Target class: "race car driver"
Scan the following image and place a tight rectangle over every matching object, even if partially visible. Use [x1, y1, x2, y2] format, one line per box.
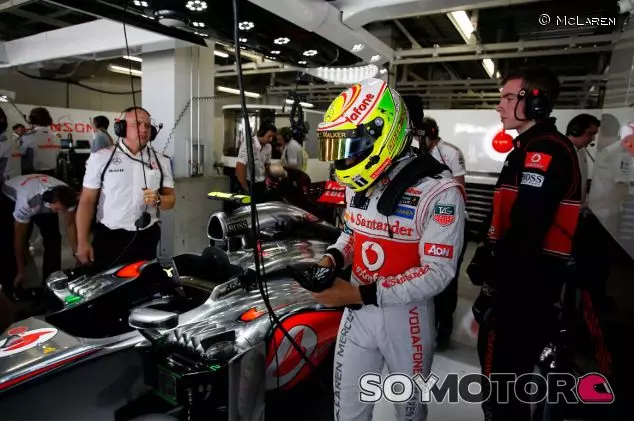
[307, 78, 466, 421]
[470, 66, 582, 421]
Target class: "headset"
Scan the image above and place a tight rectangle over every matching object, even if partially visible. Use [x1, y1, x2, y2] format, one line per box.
[566, 114, 600, 137]
[517, 87, 553, 121]
[113, 106, 160, 141]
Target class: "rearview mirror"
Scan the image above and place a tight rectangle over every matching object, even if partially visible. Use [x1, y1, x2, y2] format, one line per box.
[129, 308, 179, 330]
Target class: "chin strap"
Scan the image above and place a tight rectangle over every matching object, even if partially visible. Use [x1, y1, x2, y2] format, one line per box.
[372, 153, 449, 217]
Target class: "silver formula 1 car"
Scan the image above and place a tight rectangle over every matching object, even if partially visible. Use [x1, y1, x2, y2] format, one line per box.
[0, 201, 344, 421]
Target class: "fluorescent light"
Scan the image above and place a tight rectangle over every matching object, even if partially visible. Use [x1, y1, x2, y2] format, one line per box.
[123, 55, 142, 62]
[192, 21, 205, 28]
[108, 64, 142, 77]
[239, 38, 247, 43]
[270, 50, 280, 55]
[133, 0, 148, 6]
[298, 60, 307, 65]
[370, 55, 381, 62]
[482, 58, 495, 78]
[448, 11, 496, 79]
[352, 44, 364, 52]
[217, 86, 261, 99]
[0, 95, 8, 103]
[306, 64, 379, 84]
[303, 50, 318, 57]
[285, 99, 314, 108]
[214, 50, 229, 58]
[448, 11, 475, 44]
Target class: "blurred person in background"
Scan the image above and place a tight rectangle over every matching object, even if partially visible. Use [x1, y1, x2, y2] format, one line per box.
[91, 115, 114, 152]
[279, 126, 307, 172]
[20, 107, 60, 177]
[0, 108, 21, 182]
[235, 120, 276, 201]
[587, 113, 631, 236]
[12, 124, 26, 141]
[566, 113, 600, 204]
[421, 116, 468, 349]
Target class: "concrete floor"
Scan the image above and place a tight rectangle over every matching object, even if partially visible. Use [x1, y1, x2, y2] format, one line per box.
[23, 226, 485, 421]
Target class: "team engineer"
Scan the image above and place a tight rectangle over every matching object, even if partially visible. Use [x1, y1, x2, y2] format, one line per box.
[19, 107, 60, 176]
[1, 174, 77, 292]
[235, 120, 276, 200]
[75, 107, 175, 272]
[472, 66, 582, 421]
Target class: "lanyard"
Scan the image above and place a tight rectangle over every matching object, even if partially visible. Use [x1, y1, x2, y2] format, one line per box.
[117, 144, 155, 170]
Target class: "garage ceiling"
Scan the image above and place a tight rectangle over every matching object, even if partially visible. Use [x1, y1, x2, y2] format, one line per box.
[0, 0, 630, 109]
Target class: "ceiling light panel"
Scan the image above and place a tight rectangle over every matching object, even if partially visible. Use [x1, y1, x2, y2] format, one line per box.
[239, 21, 254, 30]
[186, 0, 207, 11]
[58, 0, 363, 68]
[274, 37, 290, 45]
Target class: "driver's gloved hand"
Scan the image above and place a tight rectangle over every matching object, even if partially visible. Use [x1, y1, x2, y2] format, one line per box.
[292, 264, 337, 293]
[290, 264, 362, 311]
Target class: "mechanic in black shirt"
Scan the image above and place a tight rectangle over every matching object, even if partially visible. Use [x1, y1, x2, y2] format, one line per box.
[469, 66, 582, 421]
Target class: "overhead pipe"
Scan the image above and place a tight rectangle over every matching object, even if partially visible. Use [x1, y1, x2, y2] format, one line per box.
[394, 33, 623, 58]
[393, 46, 614, 65]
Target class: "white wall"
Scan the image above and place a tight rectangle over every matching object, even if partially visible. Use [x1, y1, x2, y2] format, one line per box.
[0, 70, 141, 112]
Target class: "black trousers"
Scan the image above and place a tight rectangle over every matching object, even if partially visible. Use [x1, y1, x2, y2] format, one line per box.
[0, 195, 61, 295]
[434, 226, 468, 342]
[477, 311, 554, 421]
[91, 222, 161, 274]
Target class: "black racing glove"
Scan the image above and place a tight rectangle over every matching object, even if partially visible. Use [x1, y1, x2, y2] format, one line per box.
[287, 263, 361, 310]
[288, 263, 337, 292]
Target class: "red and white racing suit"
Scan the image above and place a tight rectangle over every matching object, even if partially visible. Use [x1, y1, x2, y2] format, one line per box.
[324, 158, 466, 421]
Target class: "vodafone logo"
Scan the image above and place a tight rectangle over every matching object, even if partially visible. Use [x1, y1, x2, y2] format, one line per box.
[0, 328, 58, 358]
[524, 152, 552, 171]
[361, 241, 385, 271]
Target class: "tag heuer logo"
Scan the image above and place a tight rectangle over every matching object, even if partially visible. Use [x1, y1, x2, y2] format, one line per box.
[433, 204, 456, 226]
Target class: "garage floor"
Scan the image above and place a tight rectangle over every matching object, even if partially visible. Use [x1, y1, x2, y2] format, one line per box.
[19, 224, 485, 421]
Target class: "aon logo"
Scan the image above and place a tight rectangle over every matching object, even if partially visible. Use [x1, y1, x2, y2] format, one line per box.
[424, 243, 454, 258]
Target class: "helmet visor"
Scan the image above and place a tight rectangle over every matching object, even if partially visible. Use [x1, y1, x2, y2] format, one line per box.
[318, 129, 375, 161]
